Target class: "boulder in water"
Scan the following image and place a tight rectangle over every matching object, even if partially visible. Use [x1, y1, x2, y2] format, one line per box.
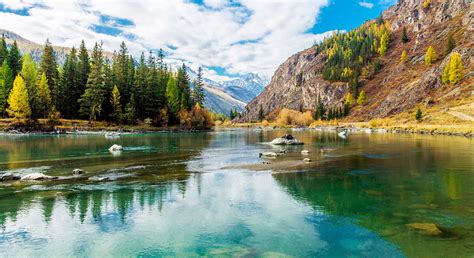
[301, 150, 310, 155]
[0, 173, 21, 181]
[21, 173, 57, 181]
[270, 134, 303, 145]
[303, 158, 312, 163]
[72, 169, 85, 175]
[108, 144, 123, 152]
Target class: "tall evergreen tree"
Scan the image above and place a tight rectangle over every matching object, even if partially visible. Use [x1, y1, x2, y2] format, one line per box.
[7, 40, 22, 76]
[0, 34, 7, 65]
[112, 42, 131, 107]
[0, 60, 13, 117]
[176, 64, 192, 110]
[39, 39, 59, 107]
[192, 67, 205, 106]
[401, 27, 409, 43]
[59, 47, 77, 118]
[133, 52, 148, 119]
[36, 72, 52, 118]
[101, 59, 114, 120]
[19, 53, 38, 116]
[110, 85, 122, 122]
[7, 75, 30, 119]
[79, 42, 105, 122]
[75, 40, 90, 118]
[445, 31, 455, 55]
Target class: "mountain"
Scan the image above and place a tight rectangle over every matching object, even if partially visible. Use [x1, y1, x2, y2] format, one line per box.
[239, 0, 473, 123]
[1, 29, 267, 115]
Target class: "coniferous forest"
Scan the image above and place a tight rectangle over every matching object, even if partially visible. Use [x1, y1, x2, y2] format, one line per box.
[0, 36, 212, 128]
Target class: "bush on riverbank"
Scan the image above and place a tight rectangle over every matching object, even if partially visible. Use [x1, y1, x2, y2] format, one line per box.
[275, 109, 314, 127]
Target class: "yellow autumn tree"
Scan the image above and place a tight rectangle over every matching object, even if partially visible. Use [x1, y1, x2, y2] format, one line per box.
[425, 46, 436, 65]
[357, 90, 368, 105]
[345, 92, 355, 106]
[400, 50, 407, 63]
[442, 52, 464, 85]
[423, 0, 431, 8]
[7, 75, 31, 119]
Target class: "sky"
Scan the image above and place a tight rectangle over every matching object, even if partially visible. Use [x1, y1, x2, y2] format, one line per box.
[0, 0, 395, 81]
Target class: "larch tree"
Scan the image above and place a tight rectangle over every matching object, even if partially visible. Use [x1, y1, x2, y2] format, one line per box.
[0, 60, 13, 117]
[425, 46, 436, 65]
[79, 42, 105, 123]
[192, 67, 205, 106]
[7, 75, 30, 119]
[7, 40, 22, 76]
[110, 85, 122, 122]
[357, 90, 368, 105]
[400, 50, 407, 63]
[345, 92, 355, 106]
[20, 53, 38, 115]
[448, 53, 464, 84]
[39, 40, 59, 107]
[36, 72, 52, 118]
[378, 31, 390, 56]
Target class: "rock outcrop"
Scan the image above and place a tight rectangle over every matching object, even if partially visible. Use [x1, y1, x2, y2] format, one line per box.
[239, 0, 473, 122]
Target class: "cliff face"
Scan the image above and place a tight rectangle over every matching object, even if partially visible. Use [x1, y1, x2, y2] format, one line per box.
[239, 0, 473, 122]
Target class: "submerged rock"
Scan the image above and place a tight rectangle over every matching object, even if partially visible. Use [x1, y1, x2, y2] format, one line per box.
[259, 152, 279, 158]
[0, 173, 21, 181]
[21, 173, 57, 181]
[108, 144, 123, 152]
[303, 158, 311, 163]
[72, 169, 85, 175]
[406, 223, 443, 236]
[90, 176, 110, 182]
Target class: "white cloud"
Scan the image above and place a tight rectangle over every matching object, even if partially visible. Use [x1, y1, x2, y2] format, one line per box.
[0, 0, 330, 80]
[358, 1, 374, 9]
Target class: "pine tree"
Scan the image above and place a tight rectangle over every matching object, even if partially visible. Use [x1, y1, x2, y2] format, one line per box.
[145, 52, 159, 118]
[401, 27, 409, 43]
[192, 67, 205, 106]
[446, 31, 455, 55]
[7, 41, 22, 76]
[39, 39, 59, 107]
[101, 59, 114, 120]
[112, 42, 131, 107]
[166, 74, 180, 122]
[400, 50, 407, 63]
[448, 53, 464, 84]
[36, 72, 52, 118]
[7, 75, 30, 119]
[19, 53, 38, 116]
[0, 34, 7, 65]
[357, 90, 368, 105]
[0, 60, 13, 117]
[110, 85, 122, 122]
[79, 42, 105, 122]
[425, 46, 436, 65]
[59, 47, 77, 118]
[176, 64, 192, 110]
[133, 52, 147, 119]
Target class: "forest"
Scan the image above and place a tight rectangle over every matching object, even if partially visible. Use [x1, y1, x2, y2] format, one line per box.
[0, 36, 213, 128]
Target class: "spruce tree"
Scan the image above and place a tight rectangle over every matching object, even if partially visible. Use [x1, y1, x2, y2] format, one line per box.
[192, 67, 205, 106]
[415, 108, 422, 121]
[101, 59, 114, 120]
[110, 85, 122, 122]
[7, 75, 30, 119]
[7, 41, 22, 76]
[36, 73, 52, 118]
[445, 31, 455, 55]
[133, 52, 147, 119]
[112, 42, 131, 107]
[60, 47, 77, 118]
[75, 40, 90, 118]
[79, 42, 105, 122]
[39, 39, 59, 107]
[176, 64, 192, 110]
[20, 53, 38, 116]
[401, 27, 409, 43]
[145, 52, 159, 118]
[0, 34, 7, 65]
[166, 74, 180, 122]
[0, 60, 13, 117]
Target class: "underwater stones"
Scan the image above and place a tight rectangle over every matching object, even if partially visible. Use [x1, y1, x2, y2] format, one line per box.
[21, 173, 57, 181]
[72, 169, 85, 175]
[406, 223, 443, 236]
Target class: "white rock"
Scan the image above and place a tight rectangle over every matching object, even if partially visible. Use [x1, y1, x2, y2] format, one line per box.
[270, 138, 303, 145]
[72, 169, 85, 175]
[303, 158, 312, 163]
[259, 152, 278, 158]
[108, 144, 123, 152]
[21, 173, 55, 180]
[301, 150, 310, 155]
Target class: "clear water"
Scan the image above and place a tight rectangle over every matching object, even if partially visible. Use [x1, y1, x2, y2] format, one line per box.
[0, 129, 472, 257]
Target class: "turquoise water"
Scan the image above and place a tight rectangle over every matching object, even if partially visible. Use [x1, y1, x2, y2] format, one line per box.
[0, 129, 473, 257]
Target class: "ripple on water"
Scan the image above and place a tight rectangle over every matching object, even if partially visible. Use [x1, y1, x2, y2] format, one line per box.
[0, 166, 52, 176]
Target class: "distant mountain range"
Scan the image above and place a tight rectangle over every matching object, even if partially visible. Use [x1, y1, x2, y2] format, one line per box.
[0, 29, 268, 115]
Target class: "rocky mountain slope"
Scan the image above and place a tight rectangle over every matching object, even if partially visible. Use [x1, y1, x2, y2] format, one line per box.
[1, 29, 266, 115]
[239, 0, 473, 123]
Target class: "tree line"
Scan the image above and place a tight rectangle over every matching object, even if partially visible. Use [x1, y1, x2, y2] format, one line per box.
[0, 35, 210, 127]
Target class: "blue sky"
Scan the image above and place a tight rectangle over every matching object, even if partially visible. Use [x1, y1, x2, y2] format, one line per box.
[0, 0, 395, 81]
